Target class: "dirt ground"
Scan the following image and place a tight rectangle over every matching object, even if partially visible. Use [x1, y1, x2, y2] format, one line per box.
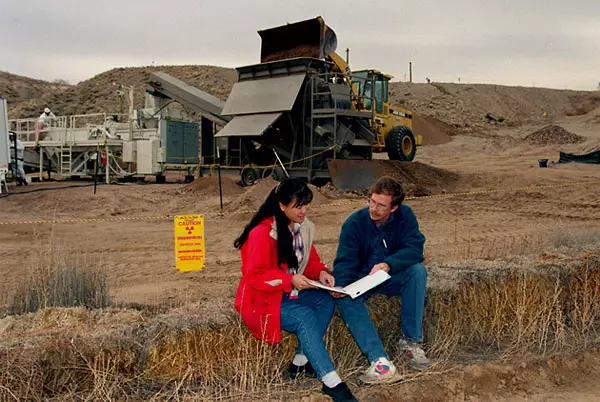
[1, 109, 600, 399]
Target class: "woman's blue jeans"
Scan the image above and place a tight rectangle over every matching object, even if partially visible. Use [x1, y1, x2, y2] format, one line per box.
[280, 289, 335, 379]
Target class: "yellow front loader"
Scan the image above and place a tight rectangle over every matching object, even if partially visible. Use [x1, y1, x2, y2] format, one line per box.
[216, 16, 423, 189]
[259, 16, 422, 161]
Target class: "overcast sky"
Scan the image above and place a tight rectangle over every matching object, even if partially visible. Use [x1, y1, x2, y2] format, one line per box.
[1, 0, 599, 90]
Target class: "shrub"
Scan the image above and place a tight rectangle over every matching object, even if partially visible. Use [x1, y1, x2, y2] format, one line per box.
[9, 250, 110, 315]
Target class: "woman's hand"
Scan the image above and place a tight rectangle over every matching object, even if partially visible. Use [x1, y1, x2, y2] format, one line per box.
[319, 271, 346, 298]
[319, 270, 335, 287]
[292, 274, 316, 290]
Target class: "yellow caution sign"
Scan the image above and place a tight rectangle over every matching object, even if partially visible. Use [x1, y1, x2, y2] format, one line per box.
[174, 214, 205, 272]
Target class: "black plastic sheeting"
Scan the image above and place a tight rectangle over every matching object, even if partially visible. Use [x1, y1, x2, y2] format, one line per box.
[559, 150, 600, 164]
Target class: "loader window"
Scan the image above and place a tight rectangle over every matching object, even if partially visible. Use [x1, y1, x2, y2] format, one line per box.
[351, 71, 374, 110]
[374, 75, 384, 114]
[383, 78, 389, 103]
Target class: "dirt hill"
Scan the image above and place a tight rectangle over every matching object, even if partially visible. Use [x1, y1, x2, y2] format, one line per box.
[3, 66, 600, 138]
[390, 82, 600, 133]
[2, 65, 237, 119]
[0, 71, 72, 114]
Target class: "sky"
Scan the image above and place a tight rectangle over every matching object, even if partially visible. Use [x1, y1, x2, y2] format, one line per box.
[1, 0, 599, 90]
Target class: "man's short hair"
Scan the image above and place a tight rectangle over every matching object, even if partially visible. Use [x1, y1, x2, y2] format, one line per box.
[370, 176, 405, 206]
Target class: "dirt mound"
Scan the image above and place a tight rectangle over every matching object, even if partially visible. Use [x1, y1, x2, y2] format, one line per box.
[262, 44, 320, 63]
[412, 113, 454, 145]
[524, 124, 585, 145]
[177, 176, 244, 197]
[376, 161, 461, 196]
[226, 179, 329, 213]
[226, 178, 277, 213]
[321, 161, 461, 198]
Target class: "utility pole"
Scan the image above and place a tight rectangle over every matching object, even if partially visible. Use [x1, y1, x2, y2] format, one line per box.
[409, 62, 413, 83]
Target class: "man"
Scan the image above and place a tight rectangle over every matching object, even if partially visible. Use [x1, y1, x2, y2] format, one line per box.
[37, 107, 57, 141]
[333, 176, 429, 384]
[8, 131, 27, 186]
[38, 107, 56, 125]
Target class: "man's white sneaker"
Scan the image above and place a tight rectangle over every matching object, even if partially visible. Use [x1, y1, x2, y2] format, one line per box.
[398, 339, 431, 371]
[358, 357, 402, 385]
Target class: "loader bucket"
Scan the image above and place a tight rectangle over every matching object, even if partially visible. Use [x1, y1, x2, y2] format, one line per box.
[327, 160, 384, 191]
[259, 16, 338, 63]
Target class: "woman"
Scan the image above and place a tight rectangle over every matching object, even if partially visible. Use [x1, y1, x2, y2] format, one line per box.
[234, 178, 358, 402]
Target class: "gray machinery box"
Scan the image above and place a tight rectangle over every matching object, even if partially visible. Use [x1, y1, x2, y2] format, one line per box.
[159, 120, 199, 164]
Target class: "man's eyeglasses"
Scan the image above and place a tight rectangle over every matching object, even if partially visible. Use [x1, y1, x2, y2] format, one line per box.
[367, 198, 391, 211]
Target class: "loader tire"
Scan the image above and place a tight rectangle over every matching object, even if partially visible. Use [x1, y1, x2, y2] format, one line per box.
[240, 166, 259, 187]
[386, 126, 416, 161]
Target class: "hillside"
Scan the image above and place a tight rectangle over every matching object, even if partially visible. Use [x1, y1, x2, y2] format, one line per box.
[0, 71, 72, 115]
[390, 82, 600, 132]
[2, 66, 600, 135]
[2, 66, 237, 119]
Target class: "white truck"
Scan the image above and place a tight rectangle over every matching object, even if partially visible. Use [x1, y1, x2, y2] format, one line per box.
[0, 97, 10, 193]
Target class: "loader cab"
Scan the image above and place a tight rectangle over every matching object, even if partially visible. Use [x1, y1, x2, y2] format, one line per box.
[352, 70, 390, 114]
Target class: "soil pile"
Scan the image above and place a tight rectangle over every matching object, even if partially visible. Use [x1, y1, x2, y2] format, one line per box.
[262, 44, 321, 62]
[525, 125, 585, 145]
[177, 176, 244, 197]
[412, 113, 454, 145]
[321, 161, 461, 198]
[226, 179, 329, 213]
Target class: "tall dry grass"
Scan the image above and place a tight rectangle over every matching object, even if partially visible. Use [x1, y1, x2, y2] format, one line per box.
[7, 244, 110, 315]
[1, 248, 600, 400]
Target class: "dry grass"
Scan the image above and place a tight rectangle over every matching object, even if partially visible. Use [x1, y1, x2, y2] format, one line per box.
[1, 247, 600, 400]
[7, 244, 110, 316]
[426, 254, 600, 362]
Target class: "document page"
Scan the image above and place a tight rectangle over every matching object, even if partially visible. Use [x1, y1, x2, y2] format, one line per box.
[343, 270, 391, 299]
[305, 270, 391, 299]
[306, 280, 349, 295]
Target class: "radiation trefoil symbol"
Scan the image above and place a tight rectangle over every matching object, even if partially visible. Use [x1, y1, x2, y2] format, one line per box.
[186, 226, 195, 235]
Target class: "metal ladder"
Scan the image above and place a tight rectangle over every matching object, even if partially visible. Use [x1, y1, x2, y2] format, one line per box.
[60, 146, 72, 176]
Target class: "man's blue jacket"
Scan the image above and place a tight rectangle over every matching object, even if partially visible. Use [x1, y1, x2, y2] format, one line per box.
[333, 205, 425, 287]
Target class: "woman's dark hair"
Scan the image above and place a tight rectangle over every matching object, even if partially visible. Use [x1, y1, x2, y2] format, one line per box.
[234, 177, 313, 269]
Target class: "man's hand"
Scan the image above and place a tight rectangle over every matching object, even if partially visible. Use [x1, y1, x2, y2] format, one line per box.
[292, 274, 316, 290]
[369, 262, 390, 275]
[319, 270, 335, 287]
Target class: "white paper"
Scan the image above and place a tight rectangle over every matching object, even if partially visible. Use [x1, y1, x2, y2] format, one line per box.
[306, 269, 391, 299]
[343, 270, 391, 298]
[307, 280, 349, 295]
